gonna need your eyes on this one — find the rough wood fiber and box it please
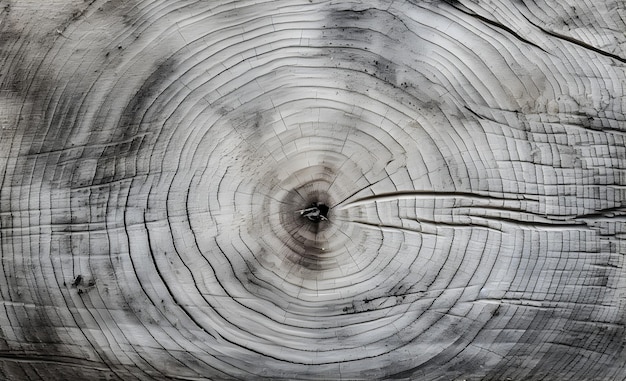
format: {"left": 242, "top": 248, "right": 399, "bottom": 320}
{"left": 0, "top": 0, "right": 625, "bottom": 380}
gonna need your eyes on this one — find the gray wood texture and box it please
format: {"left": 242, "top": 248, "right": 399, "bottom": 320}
{"left": 1, "top": 0, "right": 625, "bottom": 379}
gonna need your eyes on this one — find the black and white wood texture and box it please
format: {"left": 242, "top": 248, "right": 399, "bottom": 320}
{"left": 1, "top": 0, "right": 625, "bottom": 380}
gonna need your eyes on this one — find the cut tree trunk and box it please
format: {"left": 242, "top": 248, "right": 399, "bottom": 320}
{"left": 1, "top": 0, "right": 625, "bottom": 380}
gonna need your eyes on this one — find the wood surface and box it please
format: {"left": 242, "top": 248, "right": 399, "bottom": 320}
{"left": 1, "top": 0, "right": 625, "bottom": 379}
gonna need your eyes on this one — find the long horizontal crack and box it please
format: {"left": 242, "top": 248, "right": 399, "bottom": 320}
{"left": 337, "top": 189, "right": 596, "bottom": 232}
{"left": 335, "top": 190, "right": 523, "bottom": 210}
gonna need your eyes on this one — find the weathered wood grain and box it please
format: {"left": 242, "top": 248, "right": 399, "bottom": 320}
{"left": 1, "top": 0, "right": 625, "bottom": 379}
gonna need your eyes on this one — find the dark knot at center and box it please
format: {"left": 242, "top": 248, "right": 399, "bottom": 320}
{"left": 297, "top": 202, "right": 329, "bottom": 223}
